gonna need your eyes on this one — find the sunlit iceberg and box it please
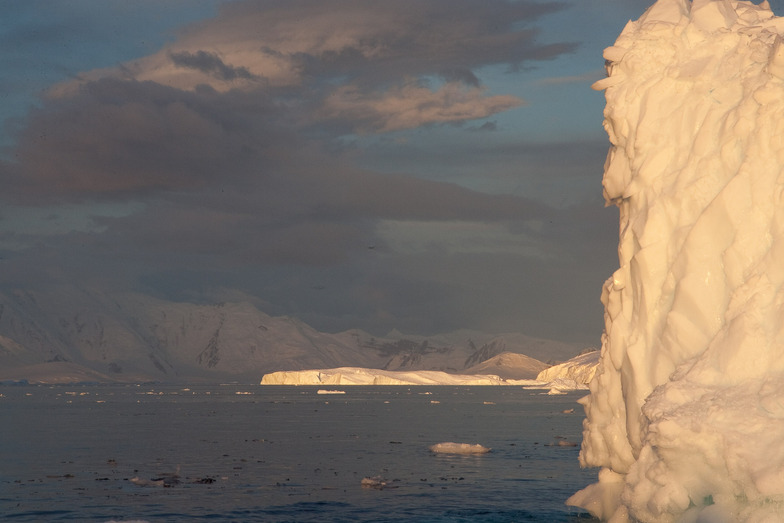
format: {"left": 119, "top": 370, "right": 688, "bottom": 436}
{"left": 571, "top": 1, "right": 784, "bottom": 521}
{"left": 261, "top": 367, "right": 520, "bottom": 386}
{"left": 260, "top": 354, "right": 599, "bottom": 389}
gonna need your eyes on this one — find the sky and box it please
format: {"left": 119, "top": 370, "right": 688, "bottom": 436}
{"left": 3, "top": 0, "right": 775, "bottom": 346}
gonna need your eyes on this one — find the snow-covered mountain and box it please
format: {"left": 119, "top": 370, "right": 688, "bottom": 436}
{"left": 536, "top": 350, "right": 599, "bottom": 385}
{"left": 0, "top": 286, "right": 586, "bottom": 383}
{"left": 463, "top": 351, "right": 549, "bottom": 380}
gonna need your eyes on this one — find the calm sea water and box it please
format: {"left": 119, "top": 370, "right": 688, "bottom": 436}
{"left": 1, "top": 384, "right": 599, "bottom": 522}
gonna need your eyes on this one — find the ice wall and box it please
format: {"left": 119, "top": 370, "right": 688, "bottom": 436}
{"left": 570, "top": 1, "right": 784, "bottom": 521}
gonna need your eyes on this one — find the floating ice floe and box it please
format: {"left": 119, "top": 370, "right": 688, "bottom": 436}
{"left": 360, "top": 475, "right": 387, "bottom": 489}
{"left": 429, "top": 442, "right": 491, "bottom": 454}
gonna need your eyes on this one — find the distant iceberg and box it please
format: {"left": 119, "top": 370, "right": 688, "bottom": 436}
{"left": 260, "top": 354, "right": 598, "bottom": 390}
{"left": 261, "top": 367, "right": 521, "bottom": 386}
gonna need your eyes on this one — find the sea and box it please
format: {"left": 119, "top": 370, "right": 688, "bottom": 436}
{"left": 1, "top": 384, "right": 600, "bottom": 522}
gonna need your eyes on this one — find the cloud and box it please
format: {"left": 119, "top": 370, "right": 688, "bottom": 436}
{"left": 320, "top": 81, "right": 524, "bottom": 133}
{"left": 169, "top": 50, "right": 259, "bottom": 82}
{"left": 2, "top": 0, "right": 578, "bottom": 205}
{"left": 47, "top": 0, "right": 576, "bottom": 119}
{"left": 3, "top": 78, "right": 272, "bottom": 202}
{"left": 129, "top": 0, "right": 574, "bottom": 89}
{"left": 0, "top": 0, "right": 608, "bottom": 341}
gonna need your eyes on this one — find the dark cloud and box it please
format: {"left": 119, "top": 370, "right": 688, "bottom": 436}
{"left": 439, "top": 68, "right": 481, "bottom": 87}
{"left": 0, "top": 199, "right": 616, "bottom": 342}
{"left": 3, "top": 0, "right": 579, "bottom": 202}
{"left": 169, "top": 50, "right": 258, "bottom": 81}
{"left": 193, "top": 0, "right": 576, "bottom": 87}
{"left": 3, "top": 78, "right": 278, "bottom": 202}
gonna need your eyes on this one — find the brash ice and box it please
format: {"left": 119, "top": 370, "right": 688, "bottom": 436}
{"left": 569, "top": 0, "right": 784, "bottom": 521}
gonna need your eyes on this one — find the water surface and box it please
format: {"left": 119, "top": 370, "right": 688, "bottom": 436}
{"left": 1, "top": 384, "right": 598, "bottom": 522}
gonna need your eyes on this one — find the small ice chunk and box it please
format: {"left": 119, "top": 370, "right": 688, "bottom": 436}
{"left": 361, "top": 475, "right": 387, "bottom": 489}
{"left": 429, "top": 442, "right": 491, "bottom": 454}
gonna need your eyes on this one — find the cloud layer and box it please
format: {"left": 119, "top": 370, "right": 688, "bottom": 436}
{"left": 0, "top": 0, "right": 616, "bottom": 343}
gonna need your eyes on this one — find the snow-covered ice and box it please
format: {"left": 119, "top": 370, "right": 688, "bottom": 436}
{"left": 536, "top": 350, "right": 599, "bottom": 385}
{"left": 571, "top": 1, "right": 784, "bottom": 521}
{"left": 262, "top": 366, "right": 520, "bottom": 386}
{"left": 260, "top": 363, "right": 594, "bottom": 390}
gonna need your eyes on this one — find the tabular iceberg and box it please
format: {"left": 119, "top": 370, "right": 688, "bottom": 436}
{"left": 570, "top": 1, "right": 784, "bottom": 521}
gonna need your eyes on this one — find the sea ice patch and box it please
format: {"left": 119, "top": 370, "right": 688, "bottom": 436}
{"left": 429, "top": 442, "right": 491, "bottom": 455}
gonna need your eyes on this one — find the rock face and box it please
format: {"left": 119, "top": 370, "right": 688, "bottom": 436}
{"left": 0, "top": 286, "right": 583, "bottom": 383}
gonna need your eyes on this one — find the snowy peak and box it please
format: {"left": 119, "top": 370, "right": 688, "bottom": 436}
{"left": 0, "top": 286, "right": 586, "bottom": 383}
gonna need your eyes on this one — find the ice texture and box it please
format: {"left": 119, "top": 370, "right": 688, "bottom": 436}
{"left": 570, "top": 1, "right": 784, "bottom": 521}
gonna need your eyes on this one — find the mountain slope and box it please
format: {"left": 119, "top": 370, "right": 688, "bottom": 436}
{"left": 0, "top": 286, "right": 587, "bottom": 383}
{"left": 464, "top": 352, "right": 549, "bottom": 380}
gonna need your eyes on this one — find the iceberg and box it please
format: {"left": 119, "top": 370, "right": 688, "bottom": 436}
{"left": 571, "top": 1, "right": 784, "bottom": 521}
{"left": 260, "top": 356, "right": 599, "bottom": 389}
{"left": 261, "top": 367, "right": 523, "bottom": 386}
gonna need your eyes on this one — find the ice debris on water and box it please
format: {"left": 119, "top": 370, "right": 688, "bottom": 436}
{"left": 360, "top": 475, "right": 387, "bottom": 489}
{"left": 429, "top": 442, "right": 491, "bottom": 454}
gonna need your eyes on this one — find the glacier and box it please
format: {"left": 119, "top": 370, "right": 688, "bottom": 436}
{"left": 570, "top": 0, "right": 784, "bottom": 521}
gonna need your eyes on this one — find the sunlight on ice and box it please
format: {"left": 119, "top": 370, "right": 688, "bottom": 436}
{"left": 260, "top": 363, "right": 598, "bottom": 392}
{"left": 569, "top": 0, "right": 784, "bottom": 521}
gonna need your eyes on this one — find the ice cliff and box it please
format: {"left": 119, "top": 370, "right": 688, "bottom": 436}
{"left": 260, "top": 351, "right": 597, "bottom": 387}
{"left": 570, "top": 1, "right": 784, "bottom": 521}
{"left": 261, "top": 367, "right": 516, "bottom": 386}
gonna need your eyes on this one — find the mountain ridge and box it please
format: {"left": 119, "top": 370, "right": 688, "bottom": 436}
{"left": 0, "top": 286, "right": 588, "bottom": 383}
